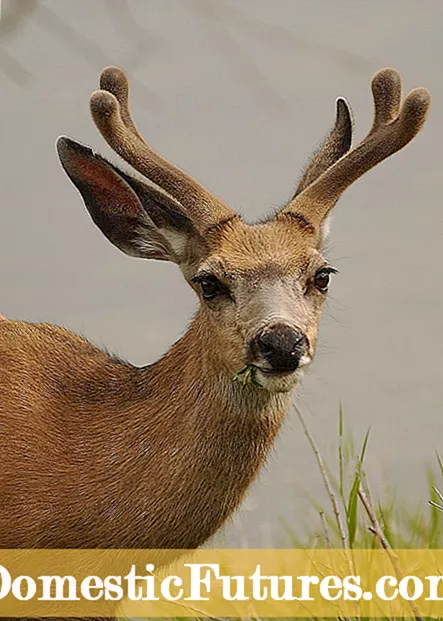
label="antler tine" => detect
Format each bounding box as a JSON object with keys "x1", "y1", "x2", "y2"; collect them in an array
[
  {"x1": 90, "y1": 67, "x2": 235, "y2": 224},
  {"x1": 282, "y1": 69, "x2": 430, "y2": 228},
  {"x1": 99, "y1": 66, "x2": 144, "y2": 141},
  {"x1": 369, "y1": 68, "x2": 402, "y2": 133}
]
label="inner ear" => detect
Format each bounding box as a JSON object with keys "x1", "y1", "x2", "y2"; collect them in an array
[
  {"x1": 119, "y1": 172, "x2": 208, "y2": 266},
  {"x1": 319, "y1": 214, "x2": 332, "y2": 246},
  {"x1": 118, "y1": 172, "x2": 199, "y2": 240}
]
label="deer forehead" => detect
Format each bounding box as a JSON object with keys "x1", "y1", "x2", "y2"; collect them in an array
[{"x1": 203, "y1": 219, "x2": 320, "y2": 277}]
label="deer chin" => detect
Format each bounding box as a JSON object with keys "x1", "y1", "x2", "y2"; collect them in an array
[{"x1": 255, "y1": 371, "x2": 298, "y2": 393}]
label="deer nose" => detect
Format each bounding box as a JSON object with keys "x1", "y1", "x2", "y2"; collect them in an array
[{"x1": 255, "y1": 325, "x2": 308, "y2": 372}]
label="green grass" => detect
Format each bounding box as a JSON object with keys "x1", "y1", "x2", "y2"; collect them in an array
[
  {"x1": 287, "y1": 406, "x2": 443, "y2": 551},
  {"x1": 273, "y1": 407, "x2": 443, "y2": 620}
]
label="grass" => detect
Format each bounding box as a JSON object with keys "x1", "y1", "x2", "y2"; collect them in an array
[
  {"x1": 288, "y1": 406, "x2": 443, "y2": 551},
  {"x1": 274, "y1": 406, "x2": 443, "y2": 621}
]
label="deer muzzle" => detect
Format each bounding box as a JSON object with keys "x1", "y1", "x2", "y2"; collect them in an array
[{"x1": 249, "y1": 324, "x2": 309, "y2": 375}]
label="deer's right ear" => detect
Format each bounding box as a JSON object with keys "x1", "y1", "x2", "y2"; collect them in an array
[{"x1": 57, "y1": 137, "x2": 205, "y2": 264}]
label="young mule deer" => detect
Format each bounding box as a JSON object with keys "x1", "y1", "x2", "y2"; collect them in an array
[{"x1": 0, "y1": 67, "x2": 429, "y2": 617}]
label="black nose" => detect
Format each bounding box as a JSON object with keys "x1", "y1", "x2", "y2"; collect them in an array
[{"x1": 254, "y1": 325, "x2": 309, "y2": 372}]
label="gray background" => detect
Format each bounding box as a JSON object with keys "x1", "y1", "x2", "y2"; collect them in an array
[{"x1": 1, "y1": 0, "x2": 442, "y2": 546}]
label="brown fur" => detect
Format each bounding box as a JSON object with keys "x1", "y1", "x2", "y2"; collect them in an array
[
  {"x1": 0, "y1": 314, "x2": 287, "y2": 549},
  {"x1": 0, "y1": 67, "x2": 429, "y2": 621}
]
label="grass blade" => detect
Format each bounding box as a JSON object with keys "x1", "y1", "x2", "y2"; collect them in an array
[
  {"x1": 346, "y1": 428, "x2": 370, "y2": 547},
  {"x1": 339, "y1": 403, "x2": 344, "y2": 504}
]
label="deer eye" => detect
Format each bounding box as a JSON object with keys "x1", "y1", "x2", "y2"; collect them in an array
[
  {"x1": 193, "y1": 274, "x2": 224, "y2": 300},
  {"x1": 314, "y1": 267, "x2": 338, "y2": 293}
]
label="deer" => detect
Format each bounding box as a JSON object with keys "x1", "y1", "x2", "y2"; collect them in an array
[{"x1": 0, "y1": 66, "x2": 429, "y2": 621}]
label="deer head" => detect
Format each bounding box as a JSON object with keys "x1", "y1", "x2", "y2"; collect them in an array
[{"x1": 57, "y1": 67, "x2": 430, "y2": 394}]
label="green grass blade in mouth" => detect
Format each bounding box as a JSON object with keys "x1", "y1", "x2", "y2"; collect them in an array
[{"x1": 232, "y1": 364, "x2": 259, "y2": 387}]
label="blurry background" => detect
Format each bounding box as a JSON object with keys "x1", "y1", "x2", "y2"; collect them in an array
[{"x1": 0, "y1": 0, "x2": 442, "y2": 546}]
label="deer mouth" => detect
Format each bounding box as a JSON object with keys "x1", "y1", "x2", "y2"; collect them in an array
[
  {"x1": 253, "y1": 365, "x2": 302, "y2": 393},
  {"x1": 232, "y1": 363, "x2": 302, "y2": 390},
  {"x1": 257, "y1": 367, "x2": 295, "y2": 378}
]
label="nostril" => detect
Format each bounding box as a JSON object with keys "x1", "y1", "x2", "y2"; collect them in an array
[
  {"x1": 257, "y1": 332, "x2": 275, "y2": 353},
  {"x1": 292, "y1": 333, "x2": 309, "y2": 351}
]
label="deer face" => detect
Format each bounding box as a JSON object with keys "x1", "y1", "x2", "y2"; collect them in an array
[
  {"x1": 189, "y1": 218, "x2": 334, "y2": 392},
  {"x1": 58, "y1": 67, "x2": 429, "y2": 393}
]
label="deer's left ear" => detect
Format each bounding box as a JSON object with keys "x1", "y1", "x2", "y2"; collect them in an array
[
  {"x1": 293, "y1": 98, "x2": 353, "y2": 244},
  {"x1": 293, "y1": 98, "x2": 353, "y2": 199},
  {"x1": 57, "y1": 137, "x2": 206, "y2": 266}
]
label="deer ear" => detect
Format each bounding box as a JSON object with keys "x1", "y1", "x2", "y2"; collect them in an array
[
  {"x1": 293, "y1": 98, "x2": 353, "y2": 198},
  {"x1": 57, "y1": 137, "x2": 205, "y2": 264},
  {"x1": 288, "y1": 99, "x2": 352, "y2": 244}
]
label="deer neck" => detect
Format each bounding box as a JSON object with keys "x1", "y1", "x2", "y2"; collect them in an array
[{"x1": 128, "y1": 312, "x2": 292, "y2": 547}]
